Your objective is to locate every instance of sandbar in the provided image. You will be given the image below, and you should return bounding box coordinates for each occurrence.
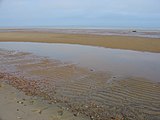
[0,29,160,52]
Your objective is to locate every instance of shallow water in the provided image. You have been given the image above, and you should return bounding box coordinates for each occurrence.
[1,29,160,38]
[0,42,160,82]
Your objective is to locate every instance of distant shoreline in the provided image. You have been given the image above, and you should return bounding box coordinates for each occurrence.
[0,28,160,38]
[1,26,160,30]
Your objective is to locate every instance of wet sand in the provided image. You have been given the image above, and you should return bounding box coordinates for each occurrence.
[0,49,160,120]
[0,82,88,120]
[0,29,160,120]
[0,29,160,52]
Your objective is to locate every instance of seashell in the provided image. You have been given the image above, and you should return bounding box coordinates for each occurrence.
[31,109,42,114]
[17,116,22,119]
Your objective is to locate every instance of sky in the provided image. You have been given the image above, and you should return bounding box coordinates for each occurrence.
[0,0,160,28]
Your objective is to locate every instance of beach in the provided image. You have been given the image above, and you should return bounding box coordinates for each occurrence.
[0,29,160,120]
[0,82,89,120]
[0,29,160,52]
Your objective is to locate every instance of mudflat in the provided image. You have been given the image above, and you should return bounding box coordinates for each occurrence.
[0,29,160,52]
[0,49,160,120]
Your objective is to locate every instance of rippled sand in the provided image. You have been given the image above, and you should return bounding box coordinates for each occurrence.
[0,49,160,120]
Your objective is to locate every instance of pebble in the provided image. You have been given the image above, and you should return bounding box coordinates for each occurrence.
[85,105,88,108]
[17,101,23,104]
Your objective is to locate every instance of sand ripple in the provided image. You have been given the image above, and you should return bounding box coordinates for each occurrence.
[0,49,160,120]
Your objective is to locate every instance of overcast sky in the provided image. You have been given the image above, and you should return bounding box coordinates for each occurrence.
[0,0,160,28]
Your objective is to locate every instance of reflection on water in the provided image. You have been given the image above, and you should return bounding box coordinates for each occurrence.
[0,42,160,81]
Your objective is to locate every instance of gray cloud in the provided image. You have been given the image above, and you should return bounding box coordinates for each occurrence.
[0,0,160,28]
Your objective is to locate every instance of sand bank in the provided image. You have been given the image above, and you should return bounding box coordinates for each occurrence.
[0,30,160,52]
[0,49,160,120]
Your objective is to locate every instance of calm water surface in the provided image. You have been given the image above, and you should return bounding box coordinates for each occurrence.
[0,42,160,82]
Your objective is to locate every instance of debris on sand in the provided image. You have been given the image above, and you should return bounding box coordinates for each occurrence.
[132,30,137,32]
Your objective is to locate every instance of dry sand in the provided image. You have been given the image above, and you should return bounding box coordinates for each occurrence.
[0,49,160,120]
[0,30,160,52]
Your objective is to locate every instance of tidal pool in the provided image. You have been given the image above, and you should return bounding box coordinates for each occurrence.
[0,42,160,82]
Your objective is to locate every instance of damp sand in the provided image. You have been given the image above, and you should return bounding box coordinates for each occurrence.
[0,49,160,120]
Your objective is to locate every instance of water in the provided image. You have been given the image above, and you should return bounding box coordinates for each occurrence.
[0,42,160,81]
[1,28,160,38]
